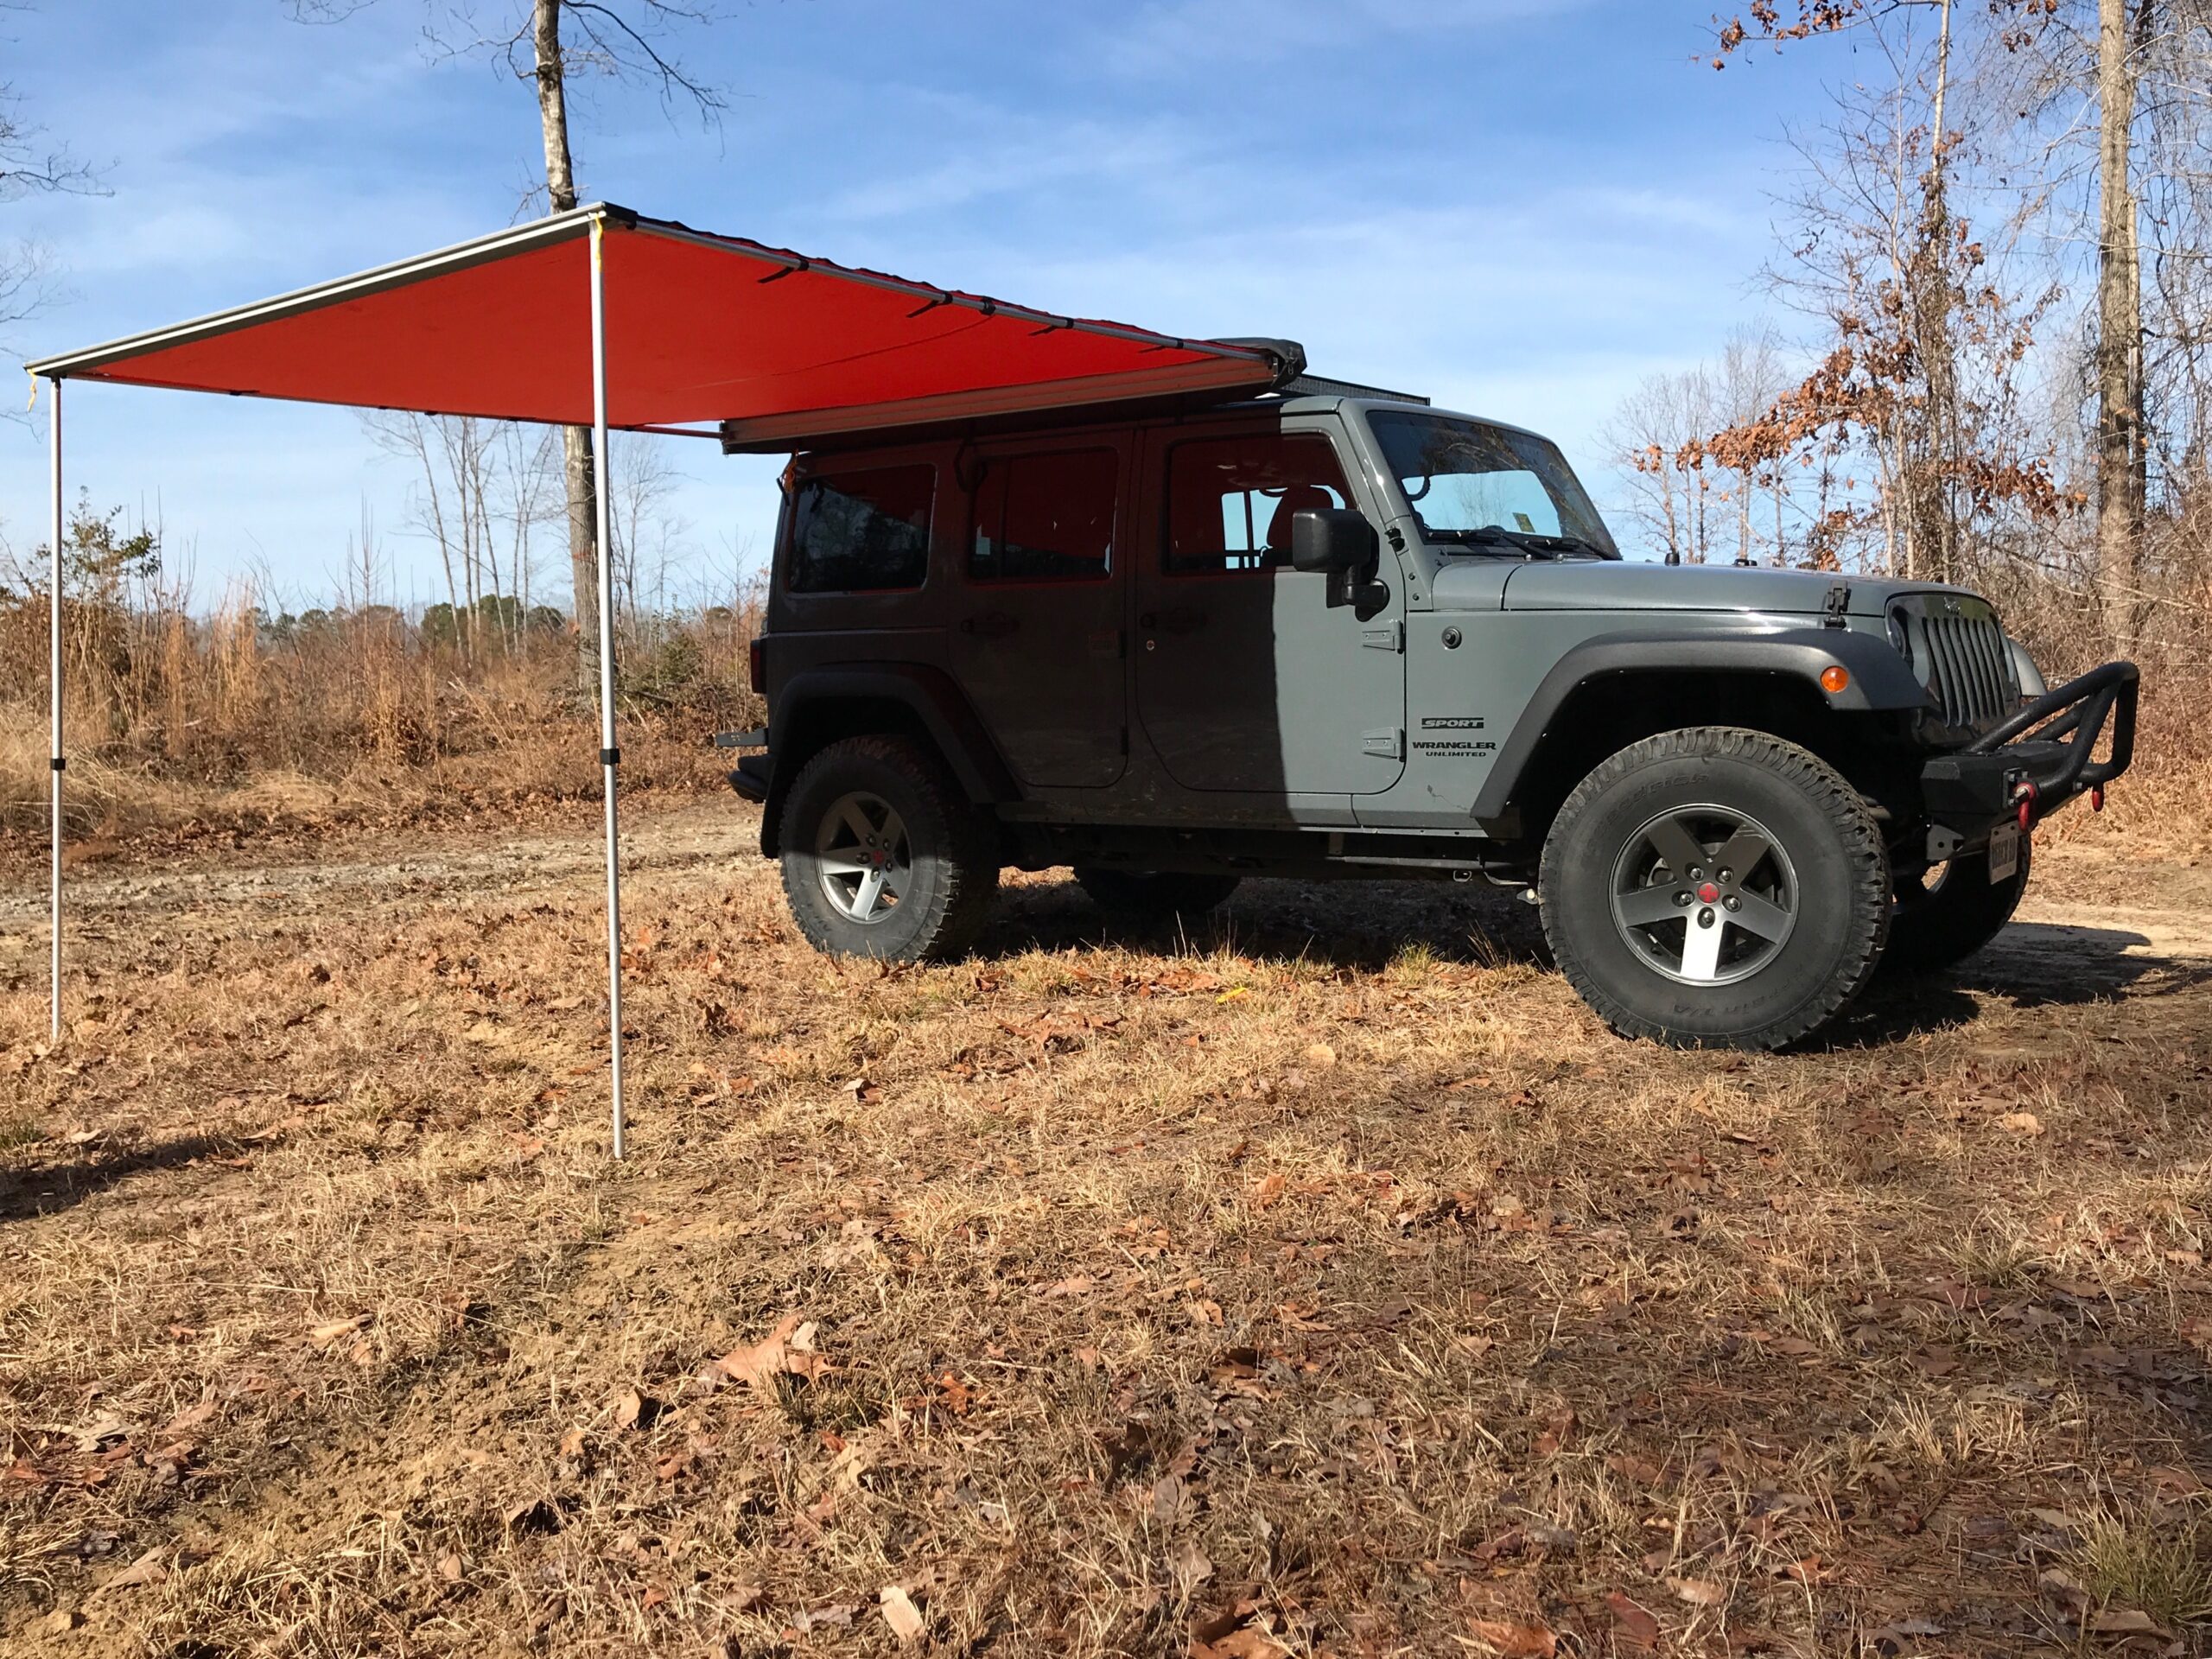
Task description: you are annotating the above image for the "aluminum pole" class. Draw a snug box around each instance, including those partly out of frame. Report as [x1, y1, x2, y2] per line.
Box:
[589, 217, 626, 1158]
[48, 377, 62, 1043]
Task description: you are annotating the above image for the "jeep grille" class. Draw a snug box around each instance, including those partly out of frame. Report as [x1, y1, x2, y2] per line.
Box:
[1904, 603, 2014, 728]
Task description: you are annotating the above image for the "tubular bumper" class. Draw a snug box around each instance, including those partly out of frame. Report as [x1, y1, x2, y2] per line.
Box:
[1917, 661, 2139, 841]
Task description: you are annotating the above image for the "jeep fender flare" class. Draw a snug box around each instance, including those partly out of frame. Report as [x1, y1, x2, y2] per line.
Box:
[1468, 626, 1932, 823]
[760, 663, 1018, 855]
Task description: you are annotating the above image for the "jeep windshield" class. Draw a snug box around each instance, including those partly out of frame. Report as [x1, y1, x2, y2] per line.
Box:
[1369, 410, 1620, 558]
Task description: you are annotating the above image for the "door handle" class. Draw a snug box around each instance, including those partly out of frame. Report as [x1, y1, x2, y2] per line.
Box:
[960, 610, 1019, 639]
[1139, 606, 1205, 635]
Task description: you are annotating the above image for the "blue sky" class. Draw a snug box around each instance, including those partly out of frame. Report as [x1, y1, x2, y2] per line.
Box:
[0, 0, 1841, 607]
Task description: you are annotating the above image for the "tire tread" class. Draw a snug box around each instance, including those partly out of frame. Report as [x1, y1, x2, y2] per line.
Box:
[1539, 726, 1891, 1049]
[779, 735, 996, 962]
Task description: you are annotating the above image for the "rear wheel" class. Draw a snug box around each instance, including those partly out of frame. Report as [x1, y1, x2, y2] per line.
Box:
[1884, 839, 2031, 974]
[1539, 727, 1890, 1049]
[779, 735, 997, 962]
[1073, 868, 1241, 923]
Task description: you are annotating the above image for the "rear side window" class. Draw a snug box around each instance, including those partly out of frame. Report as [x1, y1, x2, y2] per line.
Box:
[969, 448, 1117, 582]
[1165, 433, 1351, 575]
[785, 464, 934, 593]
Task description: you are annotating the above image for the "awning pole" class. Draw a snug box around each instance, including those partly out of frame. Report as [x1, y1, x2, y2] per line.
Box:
[48, 376, 63, 1044]
[589, 215, 626, 1159]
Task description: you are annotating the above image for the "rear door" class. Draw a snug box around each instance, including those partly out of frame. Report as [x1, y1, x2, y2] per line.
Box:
[946, 436, 1128, 789]
[1132, 419, 1405, 798]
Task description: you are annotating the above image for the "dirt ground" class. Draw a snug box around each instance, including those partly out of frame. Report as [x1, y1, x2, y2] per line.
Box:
[3, 797, 2212, 1657]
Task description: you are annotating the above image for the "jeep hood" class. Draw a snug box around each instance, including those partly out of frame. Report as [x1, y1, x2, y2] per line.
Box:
[1478, 560, 1957, 617]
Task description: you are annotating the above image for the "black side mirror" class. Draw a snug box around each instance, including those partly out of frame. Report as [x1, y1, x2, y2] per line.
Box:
[1289, 507, 1376, 575]
[1290, 507, 1386, 613]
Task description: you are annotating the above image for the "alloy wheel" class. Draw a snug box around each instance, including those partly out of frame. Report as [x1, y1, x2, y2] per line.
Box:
[813, 791, 909, 925]
[1609, 804, 1798, 985]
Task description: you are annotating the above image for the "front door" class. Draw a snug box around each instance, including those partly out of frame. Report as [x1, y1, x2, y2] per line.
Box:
[1133, 421, 1405, 798]
[947, 437, 1128, 789]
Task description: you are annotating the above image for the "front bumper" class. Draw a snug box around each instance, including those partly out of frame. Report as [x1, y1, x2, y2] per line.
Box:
[1916, 661, 2139, 855]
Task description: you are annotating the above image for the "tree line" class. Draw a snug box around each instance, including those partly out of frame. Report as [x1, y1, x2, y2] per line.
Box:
[1610, 0, 2209, 666]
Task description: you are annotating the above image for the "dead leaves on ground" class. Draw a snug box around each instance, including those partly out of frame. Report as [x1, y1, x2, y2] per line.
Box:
[710, 1314, 829, 1389]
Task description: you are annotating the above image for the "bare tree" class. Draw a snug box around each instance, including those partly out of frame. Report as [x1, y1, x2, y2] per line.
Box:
[2, 3, 102, 408]
[365, 409, 563, 654]
[287, 0, 727, 684]
[2092, 0, 2147, 652]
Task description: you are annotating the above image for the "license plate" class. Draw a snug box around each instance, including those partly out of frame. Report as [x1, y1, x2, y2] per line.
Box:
[1987, 823, 2019, 884]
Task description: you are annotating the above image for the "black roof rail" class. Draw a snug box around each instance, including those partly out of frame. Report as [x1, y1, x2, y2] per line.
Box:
[1281, 372, 1430, 405]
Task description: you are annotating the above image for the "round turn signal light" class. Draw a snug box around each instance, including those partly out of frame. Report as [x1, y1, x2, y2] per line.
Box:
[1819, 664, 1851, 695]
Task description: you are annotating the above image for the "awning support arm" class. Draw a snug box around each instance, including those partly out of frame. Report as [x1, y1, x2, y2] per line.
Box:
[589, 215, 626, 1158]
[48, 376, 62, 1043]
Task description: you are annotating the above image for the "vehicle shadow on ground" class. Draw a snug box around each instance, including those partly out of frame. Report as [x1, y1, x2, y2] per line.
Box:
[1815, 920, 2198, 1048]
[986, 876, 1547, 972]
[0, 1135, 235, 1224]
[988, 881, 2197, 1048]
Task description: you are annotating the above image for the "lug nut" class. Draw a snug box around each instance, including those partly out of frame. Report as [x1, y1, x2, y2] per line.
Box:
[1723, 895, 1740, 912]
[1698, 907, 1715, 926]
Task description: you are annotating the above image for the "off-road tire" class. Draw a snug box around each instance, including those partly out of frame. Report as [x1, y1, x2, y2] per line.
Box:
[779, 735, 998, 963]
[1883, 839, 2031, 975]
[1073, 868, 1241, 923]
[1539, 727, 1891, 1050]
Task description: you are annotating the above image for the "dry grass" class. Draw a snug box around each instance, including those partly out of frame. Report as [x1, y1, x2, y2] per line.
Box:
[0, 578, 766, 849]
[2, 797, 2210, 1656]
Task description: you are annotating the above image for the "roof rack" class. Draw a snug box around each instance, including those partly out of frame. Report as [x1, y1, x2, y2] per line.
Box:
[1281, 372, 1430, 405]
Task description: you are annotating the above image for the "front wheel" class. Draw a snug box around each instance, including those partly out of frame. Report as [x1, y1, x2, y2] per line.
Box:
[1883, 839, 2031, 974]
[1539, 727, 1891, 1050]
[778, 735, 998, 962]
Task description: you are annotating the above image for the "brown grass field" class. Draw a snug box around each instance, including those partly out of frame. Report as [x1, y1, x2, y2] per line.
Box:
[3, 785, 2212, 1657]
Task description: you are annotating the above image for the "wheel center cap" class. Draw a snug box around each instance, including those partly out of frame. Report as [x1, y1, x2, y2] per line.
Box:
[1697, 881, 1721, 905]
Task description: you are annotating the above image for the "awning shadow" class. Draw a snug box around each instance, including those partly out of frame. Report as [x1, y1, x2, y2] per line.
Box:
[0, 1135, 237, 1224]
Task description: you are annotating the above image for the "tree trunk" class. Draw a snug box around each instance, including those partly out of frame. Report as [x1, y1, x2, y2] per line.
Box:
[2096, 0, 2145, 657]
[535, 0, 601, 690]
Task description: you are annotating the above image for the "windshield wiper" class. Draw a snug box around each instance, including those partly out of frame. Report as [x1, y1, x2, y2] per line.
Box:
[1428, 526, 1613, 560]
[1428, 526, 1561, 558]
[1523, 532, 1615, 559]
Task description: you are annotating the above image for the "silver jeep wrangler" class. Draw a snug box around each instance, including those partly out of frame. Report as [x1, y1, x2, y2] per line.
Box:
[721, 362, 2137, 1050]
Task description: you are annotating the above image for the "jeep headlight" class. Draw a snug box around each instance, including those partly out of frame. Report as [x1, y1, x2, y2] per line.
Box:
[2005, 634, 2045, 702]
[1885, 607, 1910, 657]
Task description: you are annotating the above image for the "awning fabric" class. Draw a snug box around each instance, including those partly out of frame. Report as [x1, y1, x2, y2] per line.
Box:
[27, 205, 1294, 447]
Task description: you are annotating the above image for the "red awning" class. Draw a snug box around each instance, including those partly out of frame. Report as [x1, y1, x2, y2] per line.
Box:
[27, 205, 1294, 446]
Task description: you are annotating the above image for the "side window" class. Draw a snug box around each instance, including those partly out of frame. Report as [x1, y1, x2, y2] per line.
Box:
[785, 464, 934, 594]
[969, 448, 1116, 582]
[1164, 432, 1352, 575]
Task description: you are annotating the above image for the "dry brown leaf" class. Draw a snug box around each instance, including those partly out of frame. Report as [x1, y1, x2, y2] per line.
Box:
[1996, 1111, 2045, 1137]
[1170, 1535, 1213, 1587]
[94, 1548, 168, 1596]
[1465, 1617, 1557, 1656]
[1668, 1576, 1727, 1607]
[1211, 1627, 1289, 1657]
[879, 1585, 925, 1643]
[306, 1313, 372, 1350]
[1304, 1041, 1338, 1068]
[2088, 1609, 2164, 1635]
[1606, 1591, 1661, 1651]
[714, 1315, 826, 1387]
